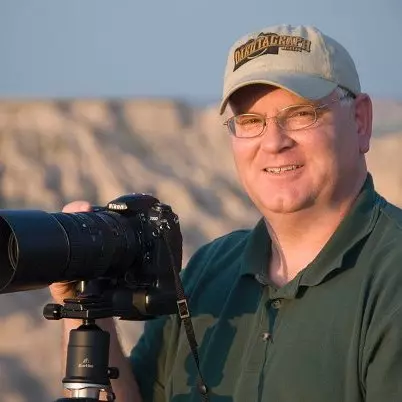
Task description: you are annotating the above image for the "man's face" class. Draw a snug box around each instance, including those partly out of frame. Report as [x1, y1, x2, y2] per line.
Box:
[227, 85, 372, 216]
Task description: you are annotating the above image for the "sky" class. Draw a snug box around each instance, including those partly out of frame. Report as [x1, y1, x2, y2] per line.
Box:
[0, 0, 401, 103]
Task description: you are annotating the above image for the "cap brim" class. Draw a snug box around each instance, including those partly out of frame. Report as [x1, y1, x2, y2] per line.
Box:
[219, 72, 338, 115]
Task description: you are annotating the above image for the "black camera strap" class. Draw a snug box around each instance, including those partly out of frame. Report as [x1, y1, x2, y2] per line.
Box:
[162, 231, 209, 402]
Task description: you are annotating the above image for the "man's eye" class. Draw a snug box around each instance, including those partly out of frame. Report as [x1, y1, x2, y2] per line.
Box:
[286, 109, 315, 120]
[237, 117, 262, 125]
[288, 110, 315, 118]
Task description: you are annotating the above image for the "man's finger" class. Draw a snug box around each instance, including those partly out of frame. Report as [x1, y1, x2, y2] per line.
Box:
[62, 200, 92, 213]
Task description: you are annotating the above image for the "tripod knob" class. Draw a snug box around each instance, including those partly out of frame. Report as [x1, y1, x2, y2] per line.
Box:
[107, 366, 119, 379]
[44, 303, 63, 320]
[55, 399, 99, 401]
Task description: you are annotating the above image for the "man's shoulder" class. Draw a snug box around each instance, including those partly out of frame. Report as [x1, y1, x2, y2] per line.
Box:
[365, 196, 402, 265]
[181, 227, 254, 293]
[187, 227, 253, 271]
[357, 196, 402, 327]
[379, 196, 402, 230]
[364, 195, 402, 289]
[198, 227, 253, 257]
[376, 195, 402, 240]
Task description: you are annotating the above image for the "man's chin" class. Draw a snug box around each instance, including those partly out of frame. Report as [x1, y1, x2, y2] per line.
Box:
[260, 196, 315, 216]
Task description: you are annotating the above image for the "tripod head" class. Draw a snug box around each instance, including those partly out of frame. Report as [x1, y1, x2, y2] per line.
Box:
[44, 281, 123, 402]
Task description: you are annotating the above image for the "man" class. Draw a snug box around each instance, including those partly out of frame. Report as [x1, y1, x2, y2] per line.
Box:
[51, 24, 402, 401]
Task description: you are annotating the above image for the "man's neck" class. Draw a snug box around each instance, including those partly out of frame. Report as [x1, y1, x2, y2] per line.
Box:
[265, 183, 365, 287]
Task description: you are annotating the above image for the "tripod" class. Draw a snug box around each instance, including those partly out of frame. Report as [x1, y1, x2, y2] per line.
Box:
[44, 281, 120, 401]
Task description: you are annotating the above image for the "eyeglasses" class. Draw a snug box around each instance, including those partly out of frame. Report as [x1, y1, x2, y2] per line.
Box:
[223, 94, 355, 138]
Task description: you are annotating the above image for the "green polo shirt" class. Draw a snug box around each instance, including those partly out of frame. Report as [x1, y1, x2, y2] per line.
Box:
[130, 174, 402, 402]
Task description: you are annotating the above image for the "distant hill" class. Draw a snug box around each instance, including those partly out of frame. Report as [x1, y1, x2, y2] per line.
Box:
[371, 98, 402, 136]
[0, 97, 401, 401]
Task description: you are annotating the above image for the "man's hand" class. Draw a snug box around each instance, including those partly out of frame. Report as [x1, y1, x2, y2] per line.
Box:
[48, 200, 92, 304]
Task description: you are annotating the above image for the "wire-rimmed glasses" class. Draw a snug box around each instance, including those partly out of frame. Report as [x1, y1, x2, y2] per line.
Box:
[223, 94, 354, 138]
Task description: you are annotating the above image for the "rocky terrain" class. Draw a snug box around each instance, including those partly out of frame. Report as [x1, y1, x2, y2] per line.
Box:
[0, 97, 401, 401]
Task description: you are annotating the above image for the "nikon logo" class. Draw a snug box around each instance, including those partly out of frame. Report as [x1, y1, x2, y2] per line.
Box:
[78, 358, 94, 368]
[233, 32, 311, 71]
[108, 202, 128, 210]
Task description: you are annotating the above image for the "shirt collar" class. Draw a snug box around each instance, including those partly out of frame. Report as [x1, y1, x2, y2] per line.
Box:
[300, 174, 381, 287]
[240, 174, 381, 294]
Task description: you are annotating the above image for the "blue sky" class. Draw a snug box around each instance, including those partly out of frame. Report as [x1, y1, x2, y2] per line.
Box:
[0, 0, 401, 102]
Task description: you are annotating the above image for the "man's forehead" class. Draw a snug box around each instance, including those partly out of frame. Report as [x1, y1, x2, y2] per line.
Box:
[228, 84, 323, 113]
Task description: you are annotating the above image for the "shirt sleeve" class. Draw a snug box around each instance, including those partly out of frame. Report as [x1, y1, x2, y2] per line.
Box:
[129, 315, 171, 402]
[363, 304, 402, 401]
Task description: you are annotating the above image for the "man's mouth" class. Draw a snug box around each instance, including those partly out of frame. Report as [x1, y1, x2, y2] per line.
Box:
[263, 165, 303, 174]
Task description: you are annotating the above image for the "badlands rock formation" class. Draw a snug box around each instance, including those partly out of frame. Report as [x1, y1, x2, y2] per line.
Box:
[0, 98, 400, 401]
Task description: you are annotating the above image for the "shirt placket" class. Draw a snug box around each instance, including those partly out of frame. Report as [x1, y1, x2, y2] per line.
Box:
[234, 287, 273, 402]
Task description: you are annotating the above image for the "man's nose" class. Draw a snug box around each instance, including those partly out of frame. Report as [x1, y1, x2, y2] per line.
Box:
[259, 119, 295, 153]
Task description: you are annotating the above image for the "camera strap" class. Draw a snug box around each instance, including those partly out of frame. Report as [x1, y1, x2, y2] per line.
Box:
[162, 232, 209, 402]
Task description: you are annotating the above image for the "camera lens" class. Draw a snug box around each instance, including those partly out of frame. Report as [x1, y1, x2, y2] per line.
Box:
[0, 209, 139, 293]
[8, 233, 18, 271]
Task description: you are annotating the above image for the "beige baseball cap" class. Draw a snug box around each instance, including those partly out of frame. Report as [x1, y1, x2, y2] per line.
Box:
[220, 24, 361, 114]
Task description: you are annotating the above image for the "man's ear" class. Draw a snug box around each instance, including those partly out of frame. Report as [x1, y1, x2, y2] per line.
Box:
[354, 93, 373, 154]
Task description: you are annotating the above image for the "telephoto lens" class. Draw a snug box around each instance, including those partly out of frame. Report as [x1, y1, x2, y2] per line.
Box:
[0, 207, 136, 294]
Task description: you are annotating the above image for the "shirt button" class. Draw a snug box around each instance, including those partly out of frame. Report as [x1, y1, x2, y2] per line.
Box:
[261, 332, 271, 342]
[271, 299, 282, 309]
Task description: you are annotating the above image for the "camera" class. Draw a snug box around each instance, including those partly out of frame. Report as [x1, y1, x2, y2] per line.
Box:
[0, 193, 202, 401]
[0, 193, 183, 320]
